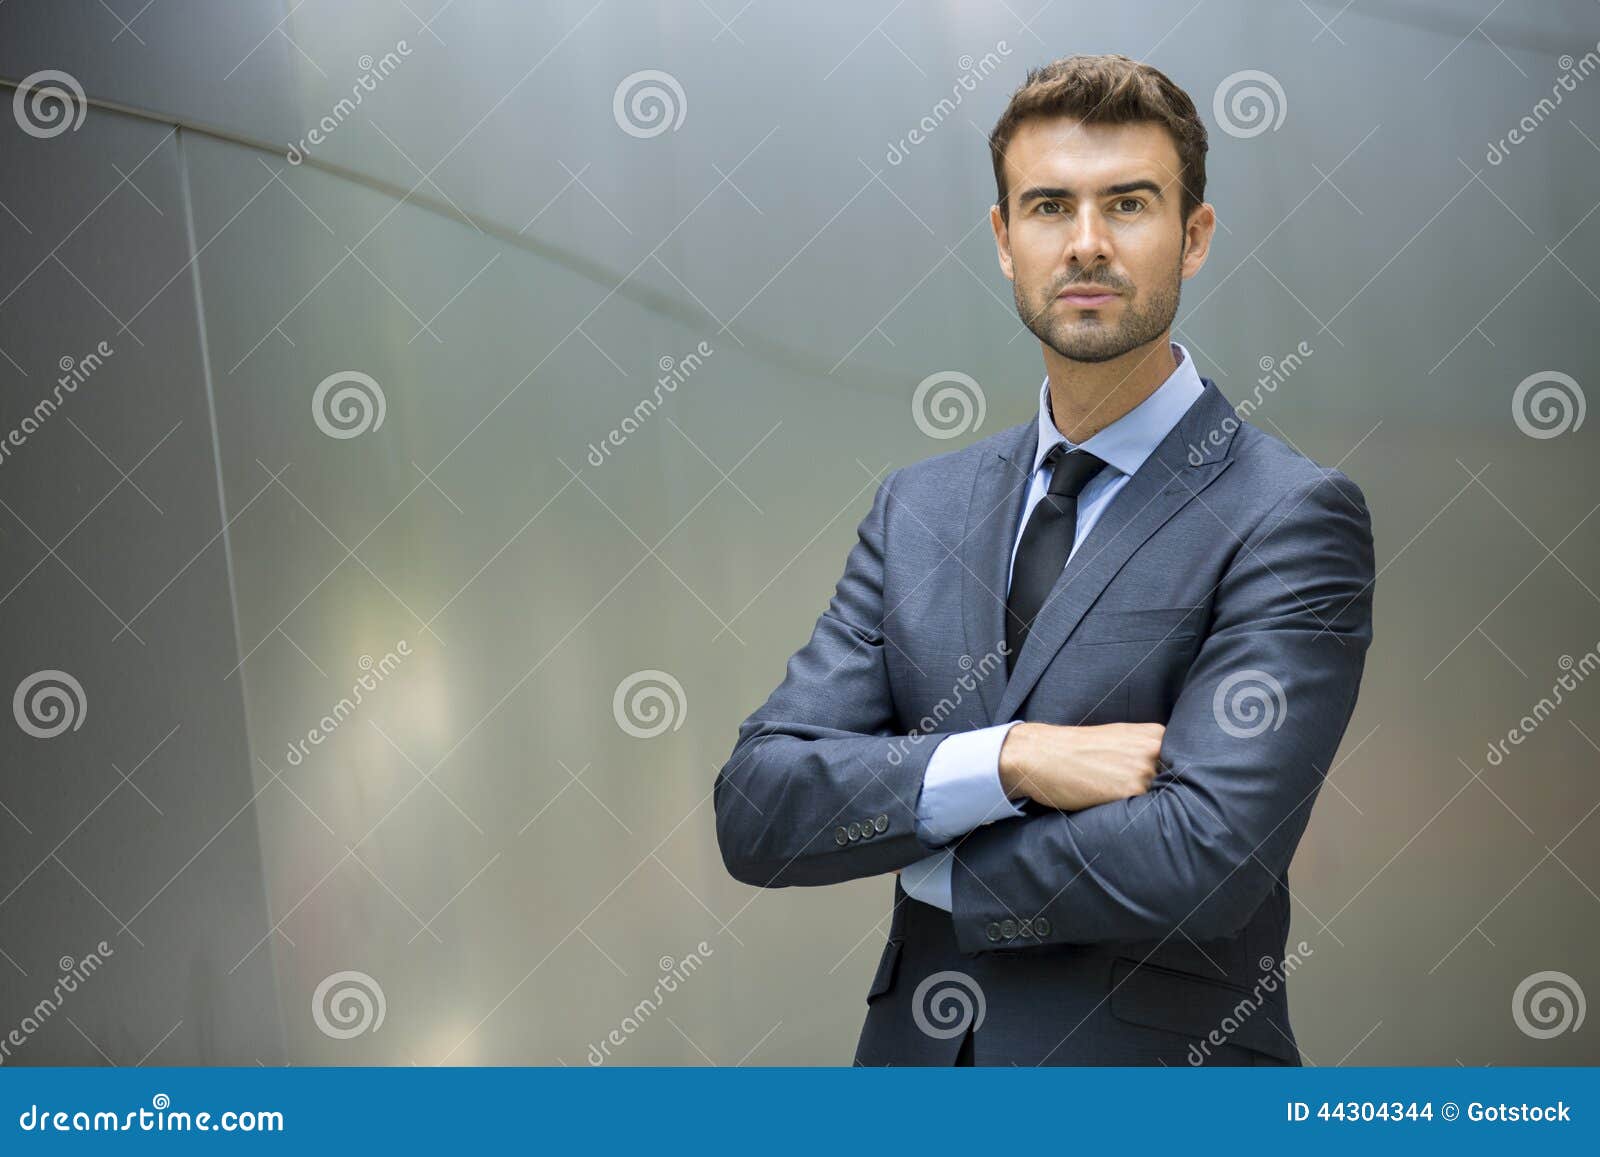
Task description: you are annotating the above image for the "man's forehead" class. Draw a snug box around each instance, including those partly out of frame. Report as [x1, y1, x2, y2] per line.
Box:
[1005, 118, 1178, 181]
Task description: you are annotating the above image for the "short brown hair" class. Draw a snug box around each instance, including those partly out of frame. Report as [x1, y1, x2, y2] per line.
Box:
[989, 54, 1208, 226]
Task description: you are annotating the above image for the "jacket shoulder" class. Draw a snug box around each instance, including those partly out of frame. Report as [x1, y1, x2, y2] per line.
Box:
[1225, 417, 1369, 512]
[889, 418, 1031, 492]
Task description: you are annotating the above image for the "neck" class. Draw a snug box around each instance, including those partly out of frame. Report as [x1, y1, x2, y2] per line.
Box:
[1044, 333, 1176, 443]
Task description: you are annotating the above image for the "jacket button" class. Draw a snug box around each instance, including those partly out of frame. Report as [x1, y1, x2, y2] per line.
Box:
[1018, 919, 1034, 938]
[859, 818, 875, 839]
[847, 821, 862, 841]
[999, 919, 1017, 939]
[1034, 916, 1051, 936]
[873, 814, 888, 832]
[834, 826, 849, 845]
[985, 922, 1002, 942]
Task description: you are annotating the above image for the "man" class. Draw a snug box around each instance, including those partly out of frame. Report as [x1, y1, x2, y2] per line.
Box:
[714, 54, 1375, 1066]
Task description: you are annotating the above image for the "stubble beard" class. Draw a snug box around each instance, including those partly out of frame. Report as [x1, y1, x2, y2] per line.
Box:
[1015, 260, 1182, 365]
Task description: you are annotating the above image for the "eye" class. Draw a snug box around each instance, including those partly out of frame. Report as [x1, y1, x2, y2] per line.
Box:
[1114, 197, 1145, 214]
[1037, 200, 1064, 215]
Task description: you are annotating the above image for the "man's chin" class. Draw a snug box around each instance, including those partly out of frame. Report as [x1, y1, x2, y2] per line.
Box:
[1038, 327, 1132, 365]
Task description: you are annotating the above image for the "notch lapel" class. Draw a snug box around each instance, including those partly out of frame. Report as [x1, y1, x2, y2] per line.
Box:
[959, 420, 1038, 723]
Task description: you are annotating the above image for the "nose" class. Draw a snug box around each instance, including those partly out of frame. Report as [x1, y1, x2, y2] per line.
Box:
[1063, 204, 1112, 269]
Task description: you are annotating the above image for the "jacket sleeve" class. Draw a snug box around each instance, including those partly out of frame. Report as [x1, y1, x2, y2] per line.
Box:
[714, 467, 948, 887]
[949, 469, 1376, 951]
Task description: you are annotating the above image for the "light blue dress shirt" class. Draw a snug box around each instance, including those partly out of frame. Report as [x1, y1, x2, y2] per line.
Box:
[899, 342, 1205, 910]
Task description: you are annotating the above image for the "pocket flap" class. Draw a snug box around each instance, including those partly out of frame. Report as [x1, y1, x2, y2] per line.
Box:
[1108, 957, 1298, 1062]
[1072, 605, 1204, 646]
[867, 938, 903, 1000]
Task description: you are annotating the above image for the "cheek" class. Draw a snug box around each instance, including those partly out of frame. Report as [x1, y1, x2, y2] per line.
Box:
[1008, 243, 1053, 294]
[1124, 238, 1183, 293]
[1008, 223, 1054, 266]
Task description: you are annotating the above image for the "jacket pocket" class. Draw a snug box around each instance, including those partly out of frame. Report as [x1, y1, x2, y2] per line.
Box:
[1070, 605, 1204, 646]
[866, 938, 903, 1001]
[1107, 956, 1299, 1063]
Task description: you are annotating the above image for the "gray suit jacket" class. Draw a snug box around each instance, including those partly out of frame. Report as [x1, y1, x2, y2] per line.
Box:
[714, 377, 1375, 1065]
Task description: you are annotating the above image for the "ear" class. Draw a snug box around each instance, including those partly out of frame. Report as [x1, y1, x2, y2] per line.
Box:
[990, 203, 1014, 281]
[1180, 201, 1216, 280]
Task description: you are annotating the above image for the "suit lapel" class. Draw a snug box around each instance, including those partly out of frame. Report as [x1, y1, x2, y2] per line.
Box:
[987, 378, 1240, 724]
[959, 419, 1038, 723]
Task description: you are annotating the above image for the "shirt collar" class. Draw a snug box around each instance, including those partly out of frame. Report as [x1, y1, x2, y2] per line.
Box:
[1031, 340, 1205, 478]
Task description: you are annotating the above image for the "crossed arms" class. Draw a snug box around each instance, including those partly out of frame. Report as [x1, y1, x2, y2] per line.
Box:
[713, 463, 1375, 953]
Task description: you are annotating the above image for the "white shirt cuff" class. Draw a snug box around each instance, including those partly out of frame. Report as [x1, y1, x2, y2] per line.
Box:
[914, 722, 1026, 846]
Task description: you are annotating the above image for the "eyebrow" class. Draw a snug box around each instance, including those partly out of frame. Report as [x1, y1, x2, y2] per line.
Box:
[1016, 179, 1166, 206]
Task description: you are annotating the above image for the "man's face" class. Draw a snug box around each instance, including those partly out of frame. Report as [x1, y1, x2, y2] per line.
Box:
[991, 117, 1209, 364]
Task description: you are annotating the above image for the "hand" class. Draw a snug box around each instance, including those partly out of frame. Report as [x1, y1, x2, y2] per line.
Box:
[997, 721, 1165, 812]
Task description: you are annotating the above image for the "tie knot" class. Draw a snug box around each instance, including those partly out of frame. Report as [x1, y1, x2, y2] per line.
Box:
[1044, 445, 1106, 498]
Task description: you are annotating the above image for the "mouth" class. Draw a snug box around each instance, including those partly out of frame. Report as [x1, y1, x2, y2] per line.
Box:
[1056, 287, 1121, 307]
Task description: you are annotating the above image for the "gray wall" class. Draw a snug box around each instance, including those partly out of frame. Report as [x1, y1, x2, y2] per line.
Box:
[1, 0, 1597, 1066]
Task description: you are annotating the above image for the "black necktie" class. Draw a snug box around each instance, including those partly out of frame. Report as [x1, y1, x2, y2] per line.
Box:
[1005, 444, 1107, 674]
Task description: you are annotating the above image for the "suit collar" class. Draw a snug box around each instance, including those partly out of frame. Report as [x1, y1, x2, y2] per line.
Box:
[1028, 340, 1206, 479]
